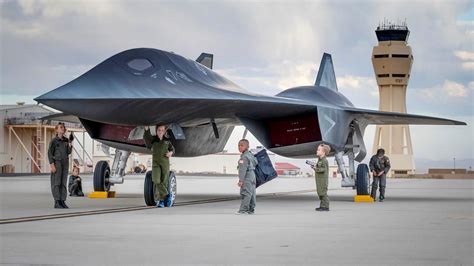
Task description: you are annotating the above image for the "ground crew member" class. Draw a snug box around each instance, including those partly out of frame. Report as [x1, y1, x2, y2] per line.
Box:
[48, 123, 73, 209]
[236, 139, 258, 215]
[313, 144, 331, 211]
[369, 148, 391, 202]
[68, 166, 84, 197]
[143, 125, 175, 208]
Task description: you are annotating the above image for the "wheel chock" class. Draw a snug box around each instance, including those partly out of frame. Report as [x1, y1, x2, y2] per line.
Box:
[354, 195, 374, 202]
[88, 191, 116, 198]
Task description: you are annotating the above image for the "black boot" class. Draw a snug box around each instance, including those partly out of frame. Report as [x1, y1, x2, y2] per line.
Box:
[54, 200, 62, 209]
[60, 201, 69, 209]
[379, 187, 385, 202]
[379, 194, 385, 202]
[370, 186, 377, 200]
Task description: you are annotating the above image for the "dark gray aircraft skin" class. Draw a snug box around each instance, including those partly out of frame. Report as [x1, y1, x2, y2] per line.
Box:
[35, 48, 466, 160]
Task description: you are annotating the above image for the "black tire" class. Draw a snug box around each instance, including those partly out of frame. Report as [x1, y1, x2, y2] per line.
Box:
[168, 171, 177, 205]
[356, 163, 370, 195]
[93, 161, 111, 192]
[144, 171, 156, 206]
[144, 171, 177, 206]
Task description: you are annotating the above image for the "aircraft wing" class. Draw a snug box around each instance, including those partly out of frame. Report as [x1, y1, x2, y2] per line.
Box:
[40, 113, 81, 124]
[344, 107, 466, 125]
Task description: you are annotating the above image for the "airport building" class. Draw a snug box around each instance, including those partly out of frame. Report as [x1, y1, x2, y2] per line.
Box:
[0, 103, 91, 173]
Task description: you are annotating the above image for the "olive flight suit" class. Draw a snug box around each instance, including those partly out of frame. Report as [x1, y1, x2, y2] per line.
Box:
[68, 174, 84, 196]
[314, 156, 329, 209]
[48, 136, 72, 201]
[238, 150, 258, 213]
[143, 129, 175, 202]
[369, 154, 391, 200]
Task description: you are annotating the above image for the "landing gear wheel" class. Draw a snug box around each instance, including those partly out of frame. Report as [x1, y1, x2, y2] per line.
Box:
[143, 171, 177, 206]
[93, 160, 111, 192]
[167, 171, 177, 206]
[356, 163, 370, 195]
[144, 171, 157, 206]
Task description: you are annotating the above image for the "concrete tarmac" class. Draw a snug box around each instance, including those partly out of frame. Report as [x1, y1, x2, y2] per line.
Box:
[0, 175, 472, 265]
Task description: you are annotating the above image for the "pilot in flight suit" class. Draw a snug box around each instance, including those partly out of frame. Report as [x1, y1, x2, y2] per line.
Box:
[237, 139, 258, 214]
[143, 125, 175, 208]
[369, 148, 391, 202]
[314, 144, 331, 211]
[48, 123, 73, 209]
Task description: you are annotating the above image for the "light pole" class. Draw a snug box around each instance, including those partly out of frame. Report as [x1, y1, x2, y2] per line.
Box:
[453, 157, 456, 174]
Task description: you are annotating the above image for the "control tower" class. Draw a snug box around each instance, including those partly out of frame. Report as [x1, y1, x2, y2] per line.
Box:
[371, 21, 415, 176]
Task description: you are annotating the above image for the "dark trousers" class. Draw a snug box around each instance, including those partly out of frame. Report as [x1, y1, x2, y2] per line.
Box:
[51, 160, 68, 201]
[69, 182, 83, 196]
[371, 175, 386, 199]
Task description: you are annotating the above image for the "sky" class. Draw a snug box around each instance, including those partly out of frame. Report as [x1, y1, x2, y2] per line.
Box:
[1, 0, 473, 165]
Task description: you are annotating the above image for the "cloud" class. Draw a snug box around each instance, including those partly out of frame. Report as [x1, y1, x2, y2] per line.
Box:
[1, 0, 472, 96]
[337, 75, 378, 95]
[217, 61, 318, 96]
[442, 80, 468, 97]
[469, 81, 474, 90]
[454, 50, 474, 61]
[17, 0, 116, 18]
[336, 75, 379, 109]
[461, 62, 474, 70]
[454, 50, 474, 70]
[418, 80, 469, 99]
[410, 80, 472, 116]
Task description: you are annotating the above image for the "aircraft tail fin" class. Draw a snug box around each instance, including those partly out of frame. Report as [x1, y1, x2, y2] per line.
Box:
[196, 53, 214, 69]
[315, 53, 338, 91]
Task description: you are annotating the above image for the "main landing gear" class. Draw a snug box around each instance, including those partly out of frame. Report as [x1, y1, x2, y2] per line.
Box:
[333, 121, 370, 196]
[93, 149, 178, 205]
[144, 171, 177, 206]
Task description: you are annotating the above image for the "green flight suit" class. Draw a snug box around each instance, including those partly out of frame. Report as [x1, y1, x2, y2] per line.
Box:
[369, 154, 391, 200]
[48, 136, 72, 201]
[143, 129, 175, 201]
[238, 150, 258, 213]
[314, 156, 329, 208]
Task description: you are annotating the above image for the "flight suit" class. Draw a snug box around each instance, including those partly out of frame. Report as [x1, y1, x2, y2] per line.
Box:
[369, 154, 391, 200]
[48, 136, 72, 201]
[68, 174, 84, 196]
[143, 129, 175, 202]
[238, 150, 258, 213]
[314, 156, 329, 209]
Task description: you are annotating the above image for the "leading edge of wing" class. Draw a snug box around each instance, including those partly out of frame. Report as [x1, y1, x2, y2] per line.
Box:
[344, 107, 466, 125]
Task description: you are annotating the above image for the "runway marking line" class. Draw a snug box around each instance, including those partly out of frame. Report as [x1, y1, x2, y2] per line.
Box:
[0, 189, 314, 225]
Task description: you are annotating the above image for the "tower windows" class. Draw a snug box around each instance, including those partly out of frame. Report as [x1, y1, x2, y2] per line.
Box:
[392, 54, 410, 58]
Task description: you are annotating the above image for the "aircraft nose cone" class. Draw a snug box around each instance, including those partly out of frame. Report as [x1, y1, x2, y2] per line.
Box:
[35, 80, 88, 113]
